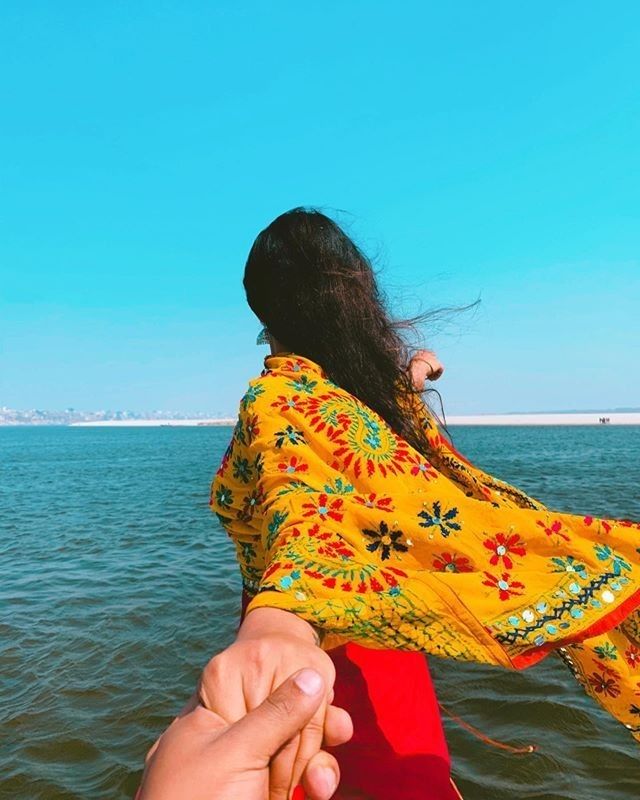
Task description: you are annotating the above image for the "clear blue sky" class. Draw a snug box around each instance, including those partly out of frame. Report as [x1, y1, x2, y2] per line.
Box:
[1, 1, 638, 415]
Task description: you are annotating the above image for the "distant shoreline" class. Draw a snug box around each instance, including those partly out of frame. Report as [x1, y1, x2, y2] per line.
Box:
[68, 419, 237, 427]
[59, 412, 640, 427]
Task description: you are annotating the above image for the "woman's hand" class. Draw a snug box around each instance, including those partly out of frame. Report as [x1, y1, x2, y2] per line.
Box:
[198, 607, 337, 800]
[410, 349, 444, 389]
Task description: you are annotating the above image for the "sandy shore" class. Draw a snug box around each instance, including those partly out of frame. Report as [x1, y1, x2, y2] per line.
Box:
[69, 413, 640, 427]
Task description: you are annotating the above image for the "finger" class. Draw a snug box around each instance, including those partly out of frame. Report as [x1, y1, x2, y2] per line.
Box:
[221, 668, 325, 765]
[287, 700, 327, 797]
[269, 731, 301, 800]
[323, 705, 353, 747]
[302, 751, 341, 800]
[198, 660, 247, 723]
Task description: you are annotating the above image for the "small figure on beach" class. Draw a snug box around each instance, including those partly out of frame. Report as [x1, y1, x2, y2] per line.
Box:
[153, 209, 640, 799]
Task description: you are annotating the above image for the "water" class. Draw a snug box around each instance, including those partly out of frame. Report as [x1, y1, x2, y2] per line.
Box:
[1, 425, 639, 800]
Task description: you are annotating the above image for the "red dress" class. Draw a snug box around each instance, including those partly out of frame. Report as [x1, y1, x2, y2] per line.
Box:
[322, 643, 457, 800]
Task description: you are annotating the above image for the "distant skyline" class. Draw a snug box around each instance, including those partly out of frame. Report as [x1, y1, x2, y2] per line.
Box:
[2, 2, 639, 416]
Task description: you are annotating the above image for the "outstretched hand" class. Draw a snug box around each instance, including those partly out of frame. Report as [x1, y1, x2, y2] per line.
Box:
[138, 667, 352, 800]
[410, 349, 444, 389]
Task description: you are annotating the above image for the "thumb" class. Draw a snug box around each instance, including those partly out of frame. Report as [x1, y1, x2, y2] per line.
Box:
[220, 668, 325, 764]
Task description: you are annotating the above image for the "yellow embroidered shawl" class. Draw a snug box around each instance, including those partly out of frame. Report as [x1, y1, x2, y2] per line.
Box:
[210, 353, 640, 741]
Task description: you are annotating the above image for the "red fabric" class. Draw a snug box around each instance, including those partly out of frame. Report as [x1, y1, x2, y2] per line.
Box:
[325, 643, 455, 800]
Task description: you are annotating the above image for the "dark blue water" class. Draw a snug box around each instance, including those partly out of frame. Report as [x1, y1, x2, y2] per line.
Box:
[1, 425, 639, 799]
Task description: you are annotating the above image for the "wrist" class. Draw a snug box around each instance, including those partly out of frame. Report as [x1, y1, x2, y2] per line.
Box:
[238, 606, 321, 646]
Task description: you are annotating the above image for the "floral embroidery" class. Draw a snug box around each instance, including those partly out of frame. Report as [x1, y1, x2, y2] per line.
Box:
[244, 413, 260, 445]
[308, 523, 354, 560]
[241, 384, 265, 409]
[417, 501, 461, 537]
[407, 454, 438, 480]
[536, 518, 571, 543]
[588, 667, 621, 698]
[288, 374, 318, 394]
[240, 487, 265, 520]
[483, 531, 527, 569]
[483, 571, 525, 601]
[302, 493, 344, 522]
[354, 492, 394, 511]
[550, 555, 588, 580]
[277, 455, 308, 474]
[362, 521, 409, 561]
[232, 456, 253, 484]
[271, 394, 307, 413]
[274, 425, 306, 448]
[594, 544, 631, 575]
[214, 484, 233, 510]
[209, 351, 640, 742]
[594, 642, 618, 660]
[625, 646, 640, 670]
[324, 477, 355, 495]
[432, 552, 474, 573]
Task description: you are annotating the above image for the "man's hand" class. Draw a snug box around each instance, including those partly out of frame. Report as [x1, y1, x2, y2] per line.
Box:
[138, 668, 353, 800]
[410, 349, 444, 389]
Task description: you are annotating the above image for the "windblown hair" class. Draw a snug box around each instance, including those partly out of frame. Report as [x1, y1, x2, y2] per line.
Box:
[243, 208, 455, 458]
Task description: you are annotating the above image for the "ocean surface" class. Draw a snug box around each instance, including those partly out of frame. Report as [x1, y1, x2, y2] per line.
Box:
[2, 424, 639, 800]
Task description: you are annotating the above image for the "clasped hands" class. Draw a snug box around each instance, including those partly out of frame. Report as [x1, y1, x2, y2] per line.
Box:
[139, 609, 352, 800]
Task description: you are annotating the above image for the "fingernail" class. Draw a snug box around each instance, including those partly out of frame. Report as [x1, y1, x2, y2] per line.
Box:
[310, 766, 337, 796]
[294, 668, 324, 696]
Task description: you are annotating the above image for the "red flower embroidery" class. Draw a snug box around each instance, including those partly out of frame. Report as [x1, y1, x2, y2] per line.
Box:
[625, 646, 640, 670]
[341, 581, 352, 592]
[406, 454, 438, 481]
[432, 552, 474, 573]
[354, 493, 394, 512]
[588, 670, 621, 698]
[277, 455, 308, 474]
[302, 493, 344, 522]
[482, 571, 525, 601]
[370, 577, 384, 592]
[483, 532, 527, 570]
[536, 518, 570, 542]
[584, 515, 612, 534]
[270, 394, 306, 413]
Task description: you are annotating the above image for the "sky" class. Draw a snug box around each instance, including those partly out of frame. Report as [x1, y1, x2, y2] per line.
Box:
[1, 1, 639, 416]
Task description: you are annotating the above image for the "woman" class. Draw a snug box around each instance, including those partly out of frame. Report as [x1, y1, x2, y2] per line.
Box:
[206, 208, 640, 799]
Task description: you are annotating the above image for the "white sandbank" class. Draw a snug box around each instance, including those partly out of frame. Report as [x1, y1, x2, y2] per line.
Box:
[447, 413, 640, 426]
[69, 414, 640, 427]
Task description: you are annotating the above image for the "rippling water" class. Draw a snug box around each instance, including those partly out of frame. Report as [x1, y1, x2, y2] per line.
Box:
[1, 425, 639, 799]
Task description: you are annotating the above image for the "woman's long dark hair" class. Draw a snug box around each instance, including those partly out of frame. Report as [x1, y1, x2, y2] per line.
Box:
[243, 207, 470, 458]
